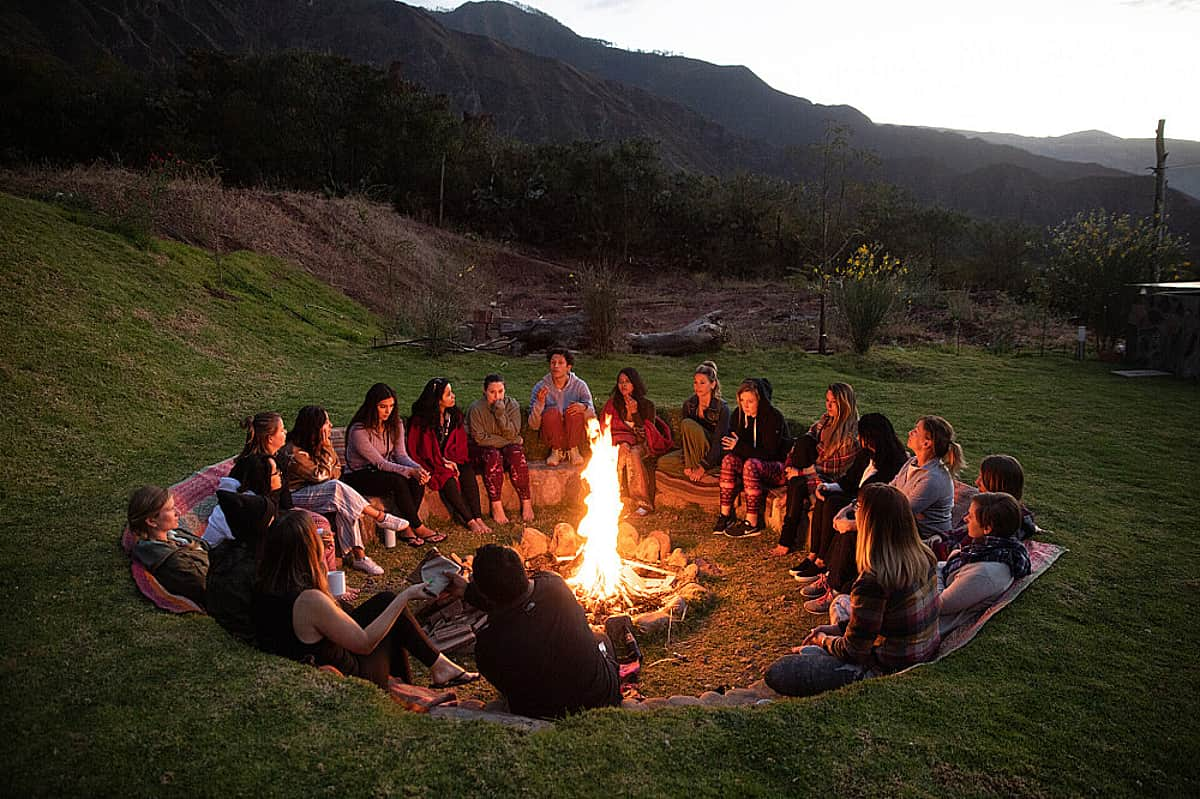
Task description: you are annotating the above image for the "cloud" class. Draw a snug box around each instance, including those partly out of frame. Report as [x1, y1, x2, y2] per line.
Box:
[1121, 0, 1200, 10]
[585, 0, 642, 9]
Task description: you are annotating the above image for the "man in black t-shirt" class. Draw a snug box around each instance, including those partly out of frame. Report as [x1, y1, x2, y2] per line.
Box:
[464, 544, 621, 719]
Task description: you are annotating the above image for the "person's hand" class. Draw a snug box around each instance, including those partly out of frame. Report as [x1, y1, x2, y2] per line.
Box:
[442, 572, 468, 600]
[785, 466, 800, 481]
[721, 432, 738, 450]
[568, 402, 587, 413]
[834, 516, 854, 533]
[536, 386, 549, 404]
[401, 583, 433, 602]
[444, 460, 459, 476]
[624, 396, 638, 415]
[340, 587, 361, 603]
[815, 483, 829, 500]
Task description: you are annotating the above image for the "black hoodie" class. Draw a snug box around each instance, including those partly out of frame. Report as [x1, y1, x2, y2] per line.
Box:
[728, 377, 791, 462]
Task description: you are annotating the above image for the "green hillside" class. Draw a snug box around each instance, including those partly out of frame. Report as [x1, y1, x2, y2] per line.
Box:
[1, 191, 1198, 795]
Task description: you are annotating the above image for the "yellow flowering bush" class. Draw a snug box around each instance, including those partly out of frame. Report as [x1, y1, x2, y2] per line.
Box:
[831, 243, 906, 354]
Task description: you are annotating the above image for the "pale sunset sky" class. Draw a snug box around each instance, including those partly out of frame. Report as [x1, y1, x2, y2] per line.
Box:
[404, 0, 1200, 142]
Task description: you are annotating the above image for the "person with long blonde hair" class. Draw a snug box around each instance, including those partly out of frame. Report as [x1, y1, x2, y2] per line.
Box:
[773, 382, 860, 561]
[765, 484, 940, 696]
[251, 510, 477, 690]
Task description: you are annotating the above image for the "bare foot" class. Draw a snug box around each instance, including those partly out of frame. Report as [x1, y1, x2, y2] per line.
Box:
[769, 545, 790, 557]
[490, 501, 509, 525]
[521, 500, 535, 522]
[470, 518, 492, 535]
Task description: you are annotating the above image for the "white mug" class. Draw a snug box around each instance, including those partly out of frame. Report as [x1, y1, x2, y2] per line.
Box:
[382, 528, 397, 548]
[327, 570, 346, 597]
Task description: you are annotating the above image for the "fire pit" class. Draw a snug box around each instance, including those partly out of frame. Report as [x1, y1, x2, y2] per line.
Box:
[555, 418, 704, 626]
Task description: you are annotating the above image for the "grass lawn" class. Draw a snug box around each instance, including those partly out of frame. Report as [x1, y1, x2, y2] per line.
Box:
[2, 192, 1198, 796]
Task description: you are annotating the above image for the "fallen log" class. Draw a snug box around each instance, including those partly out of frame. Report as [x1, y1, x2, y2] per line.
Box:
[497, 312, 587, 352]
[628, 311, 725, 355]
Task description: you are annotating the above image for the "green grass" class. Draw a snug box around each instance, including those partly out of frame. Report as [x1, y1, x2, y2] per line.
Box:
[2, 191, 1199, 796]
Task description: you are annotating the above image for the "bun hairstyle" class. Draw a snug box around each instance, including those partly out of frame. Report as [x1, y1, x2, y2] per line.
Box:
[919, 415, 964, 476]
[239, 411, 283, 458]
[694, 360, 721, 399]
[127, 485, 170, 540]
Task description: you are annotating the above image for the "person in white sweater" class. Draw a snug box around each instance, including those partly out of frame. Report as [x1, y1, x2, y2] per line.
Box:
[937, 492, 1031, 635]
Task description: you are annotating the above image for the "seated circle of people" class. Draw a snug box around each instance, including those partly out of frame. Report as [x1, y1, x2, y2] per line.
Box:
[341, 382, 445, 547]
[407, 378, 492, 535]
[792, 413, 910, 613]
[656, 360, 730, 484]
[528, 348, 594, 467]
[772, 382, 861, 559]
[801, 415, 961, 614]
[127, 485, 210, 608]
[461, 544, 623, 719]
[765, 483, 941, 697]
[936, 491, 1030, 636]
[466, 374, 534, 524]
[601, 367, 673, 517]
[251, 510, 478, 690]
[713, 377, 792, 538]
[281, 405, 411, 576]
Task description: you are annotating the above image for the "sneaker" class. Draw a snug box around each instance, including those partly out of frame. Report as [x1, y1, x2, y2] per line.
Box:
[725, 519, 763, 539]
[546, 449, 563, 467]
[803, 589, 833, 614]
[800, 574, 828, 598]
[568, 447, 584, 466]
[377, 513, 410, 532]
[788, 558, 822, 578]
[351, 556, 384, 576]
[712, 513, 734, 534]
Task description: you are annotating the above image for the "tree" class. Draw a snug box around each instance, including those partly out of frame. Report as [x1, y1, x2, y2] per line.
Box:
[1044, 209, 1189, 353]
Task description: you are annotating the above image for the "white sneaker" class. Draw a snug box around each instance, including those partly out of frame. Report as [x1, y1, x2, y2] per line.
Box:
[546, 449, 563, 467]
[351, 556, 384, 576]
[568, 447, 584, 466]
[378, 513, 410, 532]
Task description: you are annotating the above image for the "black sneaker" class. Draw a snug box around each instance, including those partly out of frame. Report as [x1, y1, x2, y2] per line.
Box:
[725, 519, 763, 538]
[789, 559, 824, 580]
[712, 513, 734, 534]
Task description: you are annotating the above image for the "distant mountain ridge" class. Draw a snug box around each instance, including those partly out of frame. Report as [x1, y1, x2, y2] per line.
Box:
[4, 0, 1198, 242]
[934, 128, 1200, 200]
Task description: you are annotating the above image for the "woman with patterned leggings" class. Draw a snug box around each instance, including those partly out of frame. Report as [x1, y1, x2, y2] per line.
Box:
[714, 378, 791, 539]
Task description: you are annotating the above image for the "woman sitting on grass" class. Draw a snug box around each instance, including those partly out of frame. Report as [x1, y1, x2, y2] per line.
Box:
[947, 454, 1038, 548]
[281, 406, 411, 577]
[127, 485, 210, 609]
[252, 510, 477, 690]
[205, 411, 291, 547]
[408, 378, 491, 535]
[342, 382, 444, 546]
[937, 491, 1030, 635]
[657, 360, 729, 484]
[772, 382, 861, 559]
[765, 483, 941, 696]
[715, 378, 791, 539]
[793, 413, 909, 607]
[601, 367, 660, 516]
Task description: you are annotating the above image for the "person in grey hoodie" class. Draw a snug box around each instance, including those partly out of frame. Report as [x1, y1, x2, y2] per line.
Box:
[528, 348, 595, 467]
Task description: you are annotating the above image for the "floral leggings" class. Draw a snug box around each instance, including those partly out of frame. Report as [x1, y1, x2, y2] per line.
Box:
[720, 454, 786, 515]
[471, 443, 531, 502]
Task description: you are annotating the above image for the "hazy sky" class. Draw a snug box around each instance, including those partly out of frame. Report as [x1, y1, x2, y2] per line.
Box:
[405, 0, 1200, 141]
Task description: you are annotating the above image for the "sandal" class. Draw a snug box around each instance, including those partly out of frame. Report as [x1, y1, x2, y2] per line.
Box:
[421, 530, 448, 544]
[400, 533, 425, 548]
[431, 670, 481, 689]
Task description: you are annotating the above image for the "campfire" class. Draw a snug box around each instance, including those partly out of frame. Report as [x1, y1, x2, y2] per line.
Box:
[565, 417, 678, 619]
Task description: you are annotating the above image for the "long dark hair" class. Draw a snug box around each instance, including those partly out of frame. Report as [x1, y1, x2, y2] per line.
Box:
[348, 383, 403, 445]
[256, 510, 328, 596]
[287, 405, 329, 457]
[609, 367, 653, 421]
[410, 377, 461, 431]
[857, 413, 907, 478]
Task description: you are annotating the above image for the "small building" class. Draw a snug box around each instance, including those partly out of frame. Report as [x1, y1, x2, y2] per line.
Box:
[1126, 282, 1200, 378]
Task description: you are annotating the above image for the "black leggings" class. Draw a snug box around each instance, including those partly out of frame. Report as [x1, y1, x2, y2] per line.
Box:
[809, 491, 853, 562]
[349, 591, 439, 688]
[439, 463, 483, 527]
[343, 468, 426, 528]
[778, 435, 820, 550]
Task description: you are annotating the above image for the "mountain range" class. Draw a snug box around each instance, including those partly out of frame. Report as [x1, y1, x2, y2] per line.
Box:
[5, 0, 1198, 241]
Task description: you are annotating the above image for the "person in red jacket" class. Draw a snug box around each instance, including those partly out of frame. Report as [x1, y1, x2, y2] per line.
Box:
[408, 378, 491, 534]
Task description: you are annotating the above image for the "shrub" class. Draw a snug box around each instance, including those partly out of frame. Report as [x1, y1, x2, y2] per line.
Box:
[575, 261, 625, 356]
[831, 243, 906, 354]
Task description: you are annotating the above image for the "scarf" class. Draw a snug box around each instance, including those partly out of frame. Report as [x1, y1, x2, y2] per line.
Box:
[942, 535, 1031, 582]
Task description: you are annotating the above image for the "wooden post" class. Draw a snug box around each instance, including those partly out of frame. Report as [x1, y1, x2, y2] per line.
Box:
[438, 152, 446, 228]
[1152, 119, 1168, 281]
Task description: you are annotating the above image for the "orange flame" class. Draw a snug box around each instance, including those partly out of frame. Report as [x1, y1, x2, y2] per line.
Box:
[567, 416, 626, 602]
